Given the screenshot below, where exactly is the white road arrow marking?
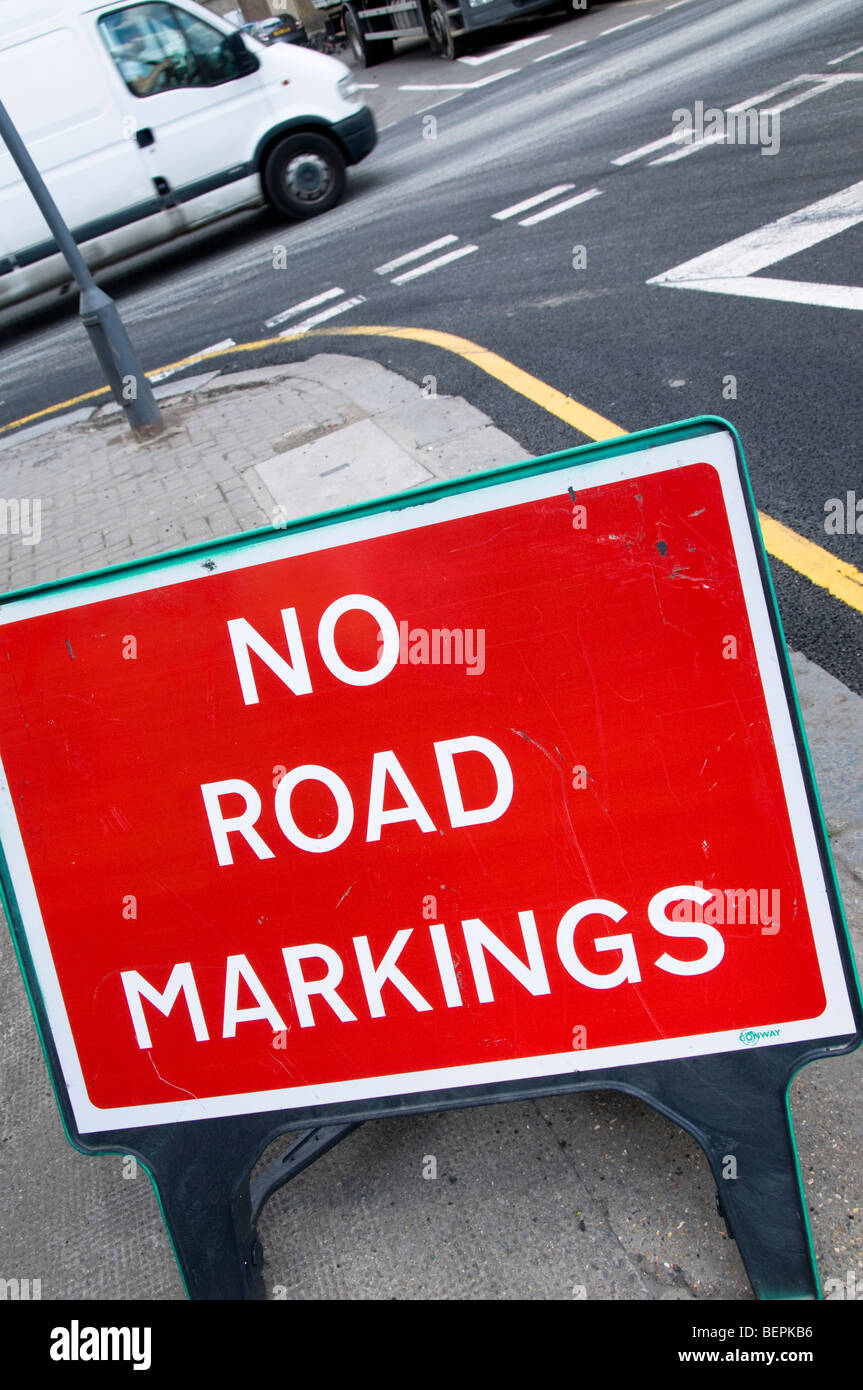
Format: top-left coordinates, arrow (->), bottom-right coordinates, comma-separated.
648,179 -> 863,311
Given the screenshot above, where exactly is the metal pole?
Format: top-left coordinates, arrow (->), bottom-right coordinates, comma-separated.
0,97 -> 163,438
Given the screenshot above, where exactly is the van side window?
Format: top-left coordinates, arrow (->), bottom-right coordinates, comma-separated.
98,3 -> 258,97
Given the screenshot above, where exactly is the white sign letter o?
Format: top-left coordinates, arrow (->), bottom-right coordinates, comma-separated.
274,764 -> 354,853
318,594 -> 399,686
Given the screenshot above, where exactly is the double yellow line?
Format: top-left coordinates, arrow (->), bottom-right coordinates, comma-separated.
3,324 -> 862,616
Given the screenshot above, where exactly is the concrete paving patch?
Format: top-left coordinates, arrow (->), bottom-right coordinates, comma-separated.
255,416 -> 435,518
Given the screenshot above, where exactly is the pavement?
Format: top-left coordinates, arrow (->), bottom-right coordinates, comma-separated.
0,355 -> 860,1300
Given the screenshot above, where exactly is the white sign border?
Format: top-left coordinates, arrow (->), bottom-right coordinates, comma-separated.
0,427 -> 855,1133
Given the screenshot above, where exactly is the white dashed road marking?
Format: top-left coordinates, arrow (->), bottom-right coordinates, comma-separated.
492,186 -> 575,220
457,34 -> 551,65
149,339 -> 235,383
390,244 -> 478,285
374,236 -> 459,276
613,134 -> 679,166
533,41 -> 586,63
517,188 -> 603,226
282,296 -> 367,335
827,45 -> 863,65
399,69 -> 517,92
614,74 -> 863,167
601,15 -> 650,36
265,287 -> 345,329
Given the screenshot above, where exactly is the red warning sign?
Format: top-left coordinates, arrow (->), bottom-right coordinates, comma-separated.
0,429 -> 853,1132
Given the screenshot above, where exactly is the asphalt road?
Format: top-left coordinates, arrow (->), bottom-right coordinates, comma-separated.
2,0 -> 861,692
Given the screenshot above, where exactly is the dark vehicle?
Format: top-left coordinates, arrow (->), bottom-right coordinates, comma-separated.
335,0 -> 589,65
243,15 -> 308,48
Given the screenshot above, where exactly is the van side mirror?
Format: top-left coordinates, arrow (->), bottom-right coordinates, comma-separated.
226,30 -> 260,77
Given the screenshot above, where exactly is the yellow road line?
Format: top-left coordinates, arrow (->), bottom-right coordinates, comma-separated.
0,382 -> 111,430
312,324 -> 626,441
2,321 -> 861,617
757,511 -> 863,613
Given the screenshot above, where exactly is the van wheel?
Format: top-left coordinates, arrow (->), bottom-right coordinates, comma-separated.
343,4 -> 394,66
264,134 -> 346,219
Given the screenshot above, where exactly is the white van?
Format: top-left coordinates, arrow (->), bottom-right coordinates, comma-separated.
0,0 -> 377,308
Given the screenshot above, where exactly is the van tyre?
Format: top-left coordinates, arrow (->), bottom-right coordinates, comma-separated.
343,4 -> 394,66
428,0 -> 467,59
264,134 -> 346,219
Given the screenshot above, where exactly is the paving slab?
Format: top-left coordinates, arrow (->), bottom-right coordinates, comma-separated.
255,416 -> 435,519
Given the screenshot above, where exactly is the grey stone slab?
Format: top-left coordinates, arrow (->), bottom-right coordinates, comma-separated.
276,353 -> 385,390
420,426 -> 530,478
255,417 -> 434,520
336,371 -> 425,416
279,355 -> 420,415
377,394 -> 490,450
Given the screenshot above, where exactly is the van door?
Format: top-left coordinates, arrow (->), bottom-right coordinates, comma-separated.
0,11 -> 162,281
94,2 -> 269,229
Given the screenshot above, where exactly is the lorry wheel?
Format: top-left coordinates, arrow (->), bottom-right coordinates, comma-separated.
429,0 -> 466,60
343,5 -> 394,66
264,134 -> 346,220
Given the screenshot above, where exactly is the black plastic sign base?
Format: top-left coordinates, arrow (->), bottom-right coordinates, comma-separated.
57,1041 -> 847,1300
